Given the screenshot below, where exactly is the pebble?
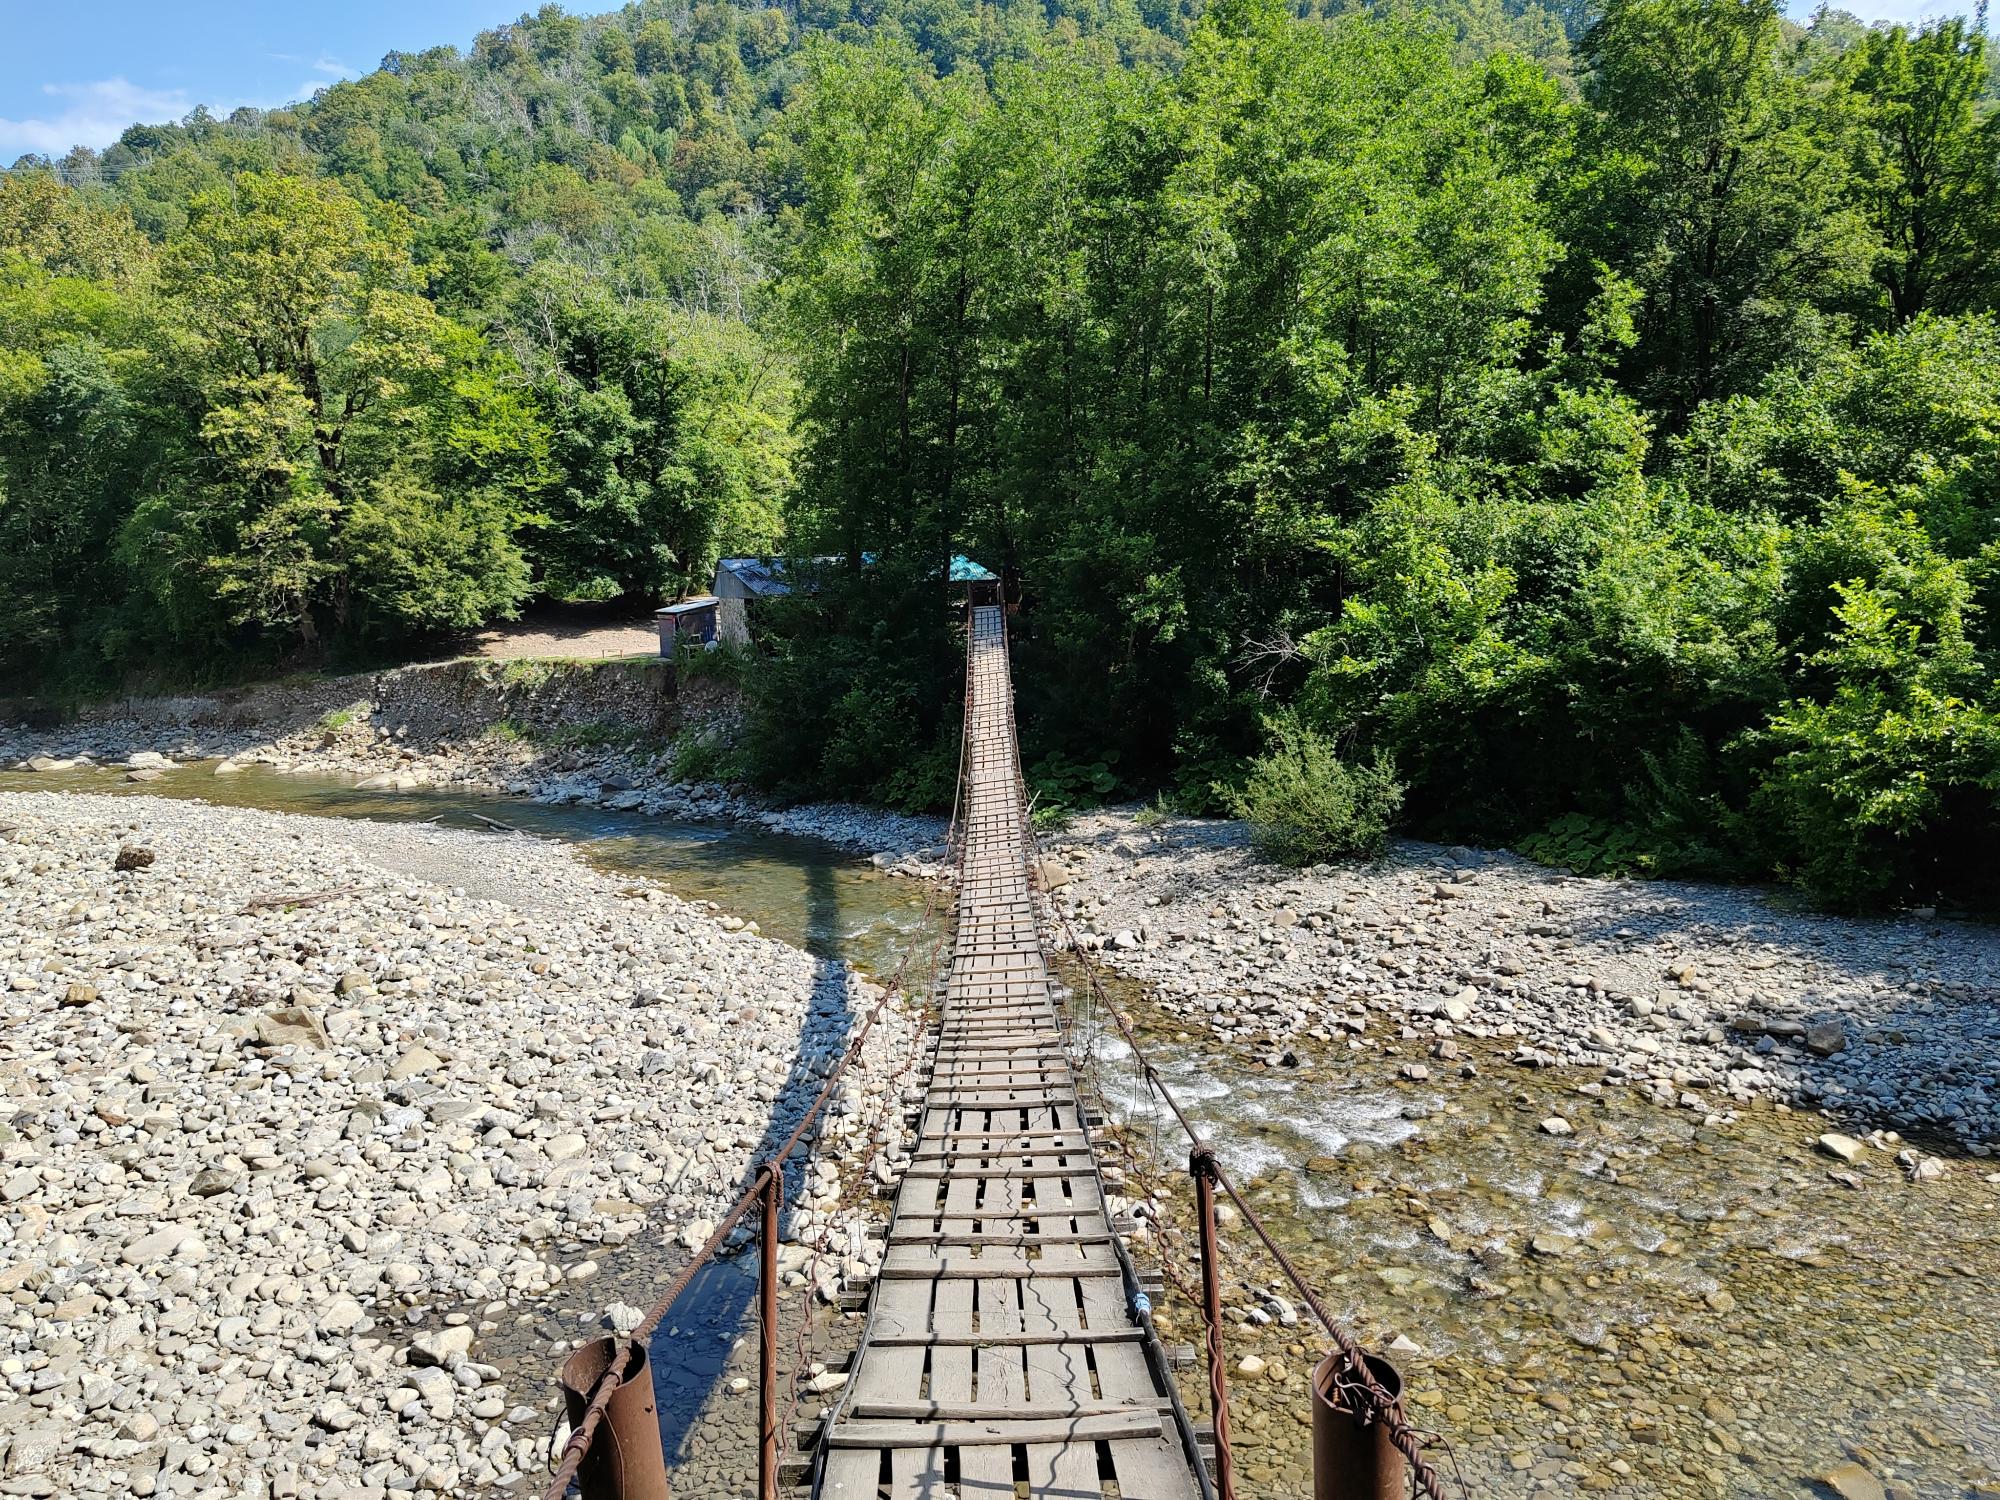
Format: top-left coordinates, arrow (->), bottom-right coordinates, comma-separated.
0,793 -> 918,1499
1043,810 -> 2000,1153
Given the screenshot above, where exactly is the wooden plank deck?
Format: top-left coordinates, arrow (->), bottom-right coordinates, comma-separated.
816,606 -> 1204,1500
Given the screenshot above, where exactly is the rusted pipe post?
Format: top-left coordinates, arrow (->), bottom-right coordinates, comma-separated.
758,1163 -> 780,1500
556,1339 -> 670,1500
1191,1145 -> 1236,1500
1311,1351 -> 1408,1500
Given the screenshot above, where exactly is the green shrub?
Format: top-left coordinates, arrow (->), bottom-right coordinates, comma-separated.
674,639 -> 754,683
876,734 -> 962,813
1222,722 -> 1403,866
1752,571 -> 2000,909
1517,813 -> 1648,874
317,703 -> 364,732
1026,749 -> 1121,816
670,727 -> 736,782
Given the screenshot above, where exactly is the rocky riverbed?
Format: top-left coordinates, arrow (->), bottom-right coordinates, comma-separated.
1041,811 -> 2000,1153
1039,810 -> 2000,1498
0,794 -> 921,1498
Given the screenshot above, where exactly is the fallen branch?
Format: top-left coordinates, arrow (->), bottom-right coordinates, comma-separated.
243,885 -> 358,913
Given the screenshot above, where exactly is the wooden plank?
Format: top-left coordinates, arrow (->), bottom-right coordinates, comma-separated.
955,1444 -> 1017,1500
863,1329 -> 1144,1349
977,1285 -> 1029,1412
1107,1438 -> 1202,1500
826,1412 -> 1161,1448
1078,1281 -> 1157,1400
885,1232 -> 1111,1249
880,1263 -> 1122,1281
820,1448 -> 881,1498
854,1281 -> 931,1405
897,1167 -> 1100,1182
854,1400 -> 1166,1421
929,1281 -> 973,1406
889,1446 -> 949,1499
1025,1439 -> 1104,1499
821,607 -> 1199,1500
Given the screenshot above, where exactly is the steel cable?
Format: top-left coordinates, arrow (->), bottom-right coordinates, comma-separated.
1013,772 -> 1464,1500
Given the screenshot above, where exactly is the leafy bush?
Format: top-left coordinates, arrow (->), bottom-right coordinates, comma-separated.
876,734 -> 963,814
669,726 -> 736,783
674,639 -> 754,683
1517,813 -> 1649,874
1752,569 -> 2000,909
733,568 -> 964,810
1026,749 -> 1121,817
1222,722 -> 1404,866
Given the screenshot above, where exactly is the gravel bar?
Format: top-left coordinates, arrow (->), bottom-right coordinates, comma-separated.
0,793 -> 920,1497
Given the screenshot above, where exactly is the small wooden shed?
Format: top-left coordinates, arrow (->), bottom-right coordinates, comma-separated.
655,596 -> 720,654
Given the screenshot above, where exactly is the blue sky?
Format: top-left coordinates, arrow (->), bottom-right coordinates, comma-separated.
0,0 -> 1976,161
0,1 -> 525,161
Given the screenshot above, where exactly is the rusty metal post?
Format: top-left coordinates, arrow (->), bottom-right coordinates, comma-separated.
758,1163 -> 780,1500
1190,1146 -> 1236,1500
557,1338 -> 670,1500
1311,1351 -> 1407,1500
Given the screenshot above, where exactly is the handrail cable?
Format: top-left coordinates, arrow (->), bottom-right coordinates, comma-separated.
1003,616 -> 1465,1500
539,603 -> 973,1500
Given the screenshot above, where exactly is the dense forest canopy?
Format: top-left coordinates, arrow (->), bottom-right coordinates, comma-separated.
2,0 -> 1999,907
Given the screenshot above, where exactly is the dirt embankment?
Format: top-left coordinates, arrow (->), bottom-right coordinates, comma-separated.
6,654 -> 720,745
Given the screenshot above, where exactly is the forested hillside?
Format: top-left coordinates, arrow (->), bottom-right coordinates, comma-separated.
3,0 -> 1999,906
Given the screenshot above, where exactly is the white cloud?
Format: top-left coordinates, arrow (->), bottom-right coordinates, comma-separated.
0,77 -> 194,158
273,52 -> 359,102
0,57 -> 366,162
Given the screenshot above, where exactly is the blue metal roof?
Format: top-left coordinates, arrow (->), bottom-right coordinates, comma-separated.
716,557 -> 794,597
719,553 -> 995,591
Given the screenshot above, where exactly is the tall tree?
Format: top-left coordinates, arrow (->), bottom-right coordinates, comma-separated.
121,172 -> 547,652
1574,0 -> 1872,419
1847,19 -> 1998,322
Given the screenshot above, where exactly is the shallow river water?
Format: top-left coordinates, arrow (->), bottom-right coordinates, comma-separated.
1082,988 -> 2000,1499
6,763 -> 1995,1498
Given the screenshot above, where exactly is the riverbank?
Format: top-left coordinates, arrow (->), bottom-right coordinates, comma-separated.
1041,809 -> 2000,1153
1039,813 -> 2000,1497
0,659 -> 948,871
0,794 -> 922,1497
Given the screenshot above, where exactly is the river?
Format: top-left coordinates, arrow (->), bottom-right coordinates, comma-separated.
5,763 -> 1995,1498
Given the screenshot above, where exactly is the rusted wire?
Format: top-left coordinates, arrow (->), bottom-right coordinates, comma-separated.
541,608 -> 973,1500
1018,810 -> 1464,1500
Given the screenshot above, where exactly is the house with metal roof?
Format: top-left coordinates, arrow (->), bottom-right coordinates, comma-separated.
710,553 -> 998,640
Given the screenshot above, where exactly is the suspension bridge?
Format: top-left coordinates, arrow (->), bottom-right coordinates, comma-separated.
545,604 -> 1445,1500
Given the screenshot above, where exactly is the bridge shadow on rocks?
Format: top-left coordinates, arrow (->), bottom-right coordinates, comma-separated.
639,854 -> 925,1490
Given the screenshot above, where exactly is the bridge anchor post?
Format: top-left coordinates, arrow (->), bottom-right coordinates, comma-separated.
1311,1350 -> 1408,1500
758,1163 -> 781,1500
1189,1146 -> 1236,1500
556,1339 -> 670,1500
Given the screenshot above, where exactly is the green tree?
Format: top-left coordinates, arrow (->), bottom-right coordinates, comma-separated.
1572,0 -> 1872,419
1846,19 -> 1998,322
124,172 -> 545,653
516,263 -> 788,601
